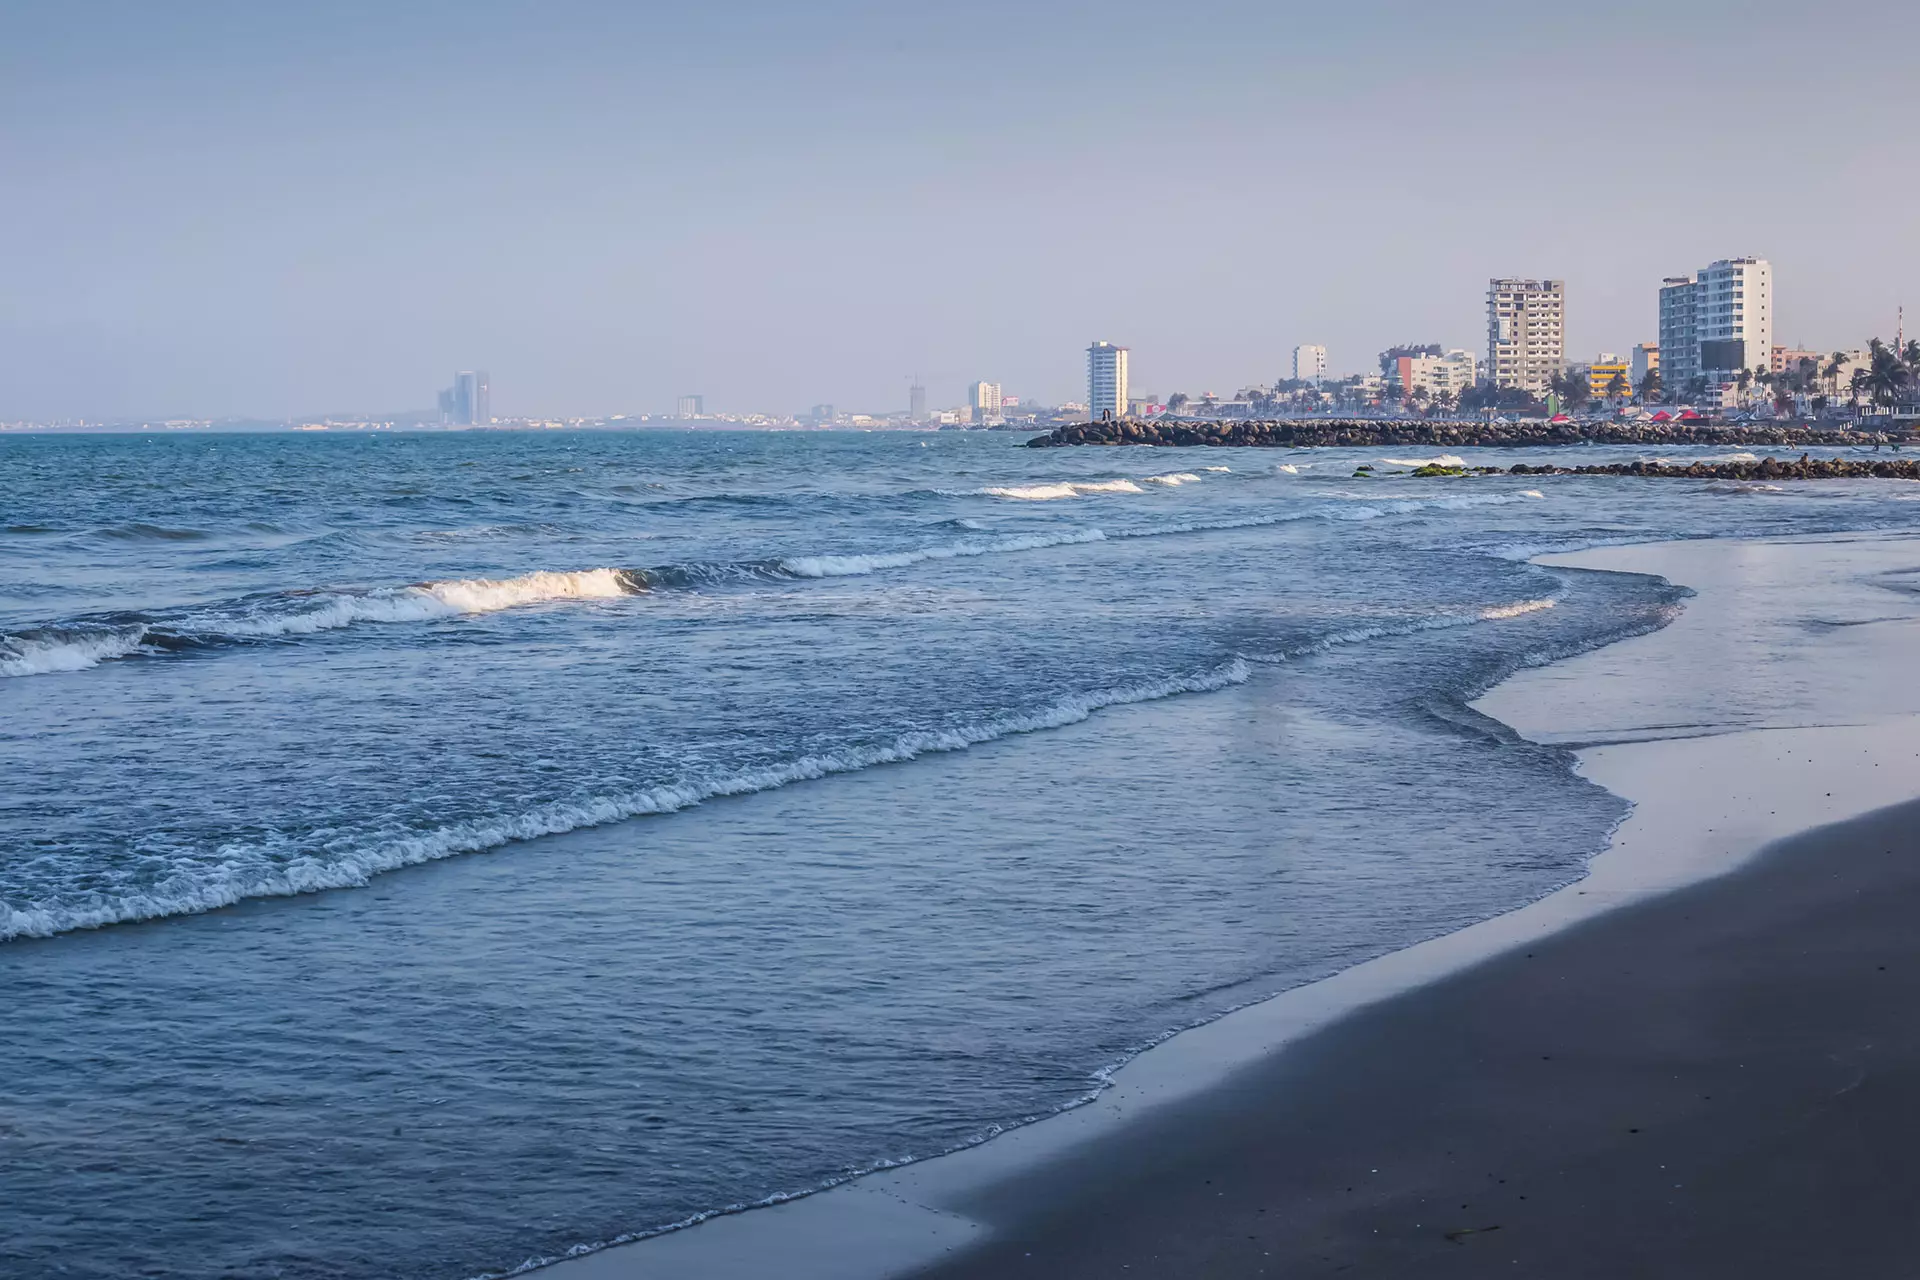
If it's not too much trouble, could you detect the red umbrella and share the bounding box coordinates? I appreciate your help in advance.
[1650,410,1673,422]
[1549,413,1572,423]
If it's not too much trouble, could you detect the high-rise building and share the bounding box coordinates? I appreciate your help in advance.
[675,394,704,418]
[437,370,491,426]
[968,381,1003,425]
[1087,342,1129,420]
[1659,258,1772,394]
[1486,280,1565,395]
[908,381,927,421]
[1293,344,1328,384]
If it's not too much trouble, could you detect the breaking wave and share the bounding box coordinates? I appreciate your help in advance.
[0,569,646,676]
[0,626,152,677]
[0,659,1251,940]
[980,479,1147,500]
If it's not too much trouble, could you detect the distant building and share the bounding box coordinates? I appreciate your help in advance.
[1388,349,1477,398]
[1631,343,1659,386]
[1087,342,1130,420]
[908,382,927,421]
[809,403,835,424]
[1293,344,1328,384]
[675,394,704,418]
[437,371,491,426]
[1659,257,1773,392]
[1588,353,1633,399]
[1772,345,1822,375]
[968,381,1003,425]
[1487,280,1565,395]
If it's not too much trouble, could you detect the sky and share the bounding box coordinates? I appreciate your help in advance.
[3,0,1918,421]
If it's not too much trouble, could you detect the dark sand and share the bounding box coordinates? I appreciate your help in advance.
[908,796,1920,1278]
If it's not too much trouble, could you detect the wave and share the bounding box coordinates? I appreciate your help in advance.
[1321,491,1530,521]
[1241,595,1562,664]
[778,528,1107,578]
[980,479,1146,500]
[0,529,1123,676]
[0,626,152,677]
[1381,455,1466,468]
[92,523,213,542]
[0,659,1251,941]
[1143,472,1201,486]
[0,569,647,676]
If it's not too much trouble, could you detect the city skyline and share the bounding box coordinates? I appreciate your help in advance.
[4,2,1918,421]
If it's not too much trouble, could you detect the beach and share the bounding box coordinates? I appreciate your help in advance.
[548,531,1920,1278]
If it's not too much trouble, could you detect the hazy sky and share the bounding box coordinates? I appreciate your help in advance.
[4,0,1918,420]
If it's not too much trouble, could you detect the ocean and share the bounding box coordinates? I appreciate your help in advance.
[2,429,1915,1279]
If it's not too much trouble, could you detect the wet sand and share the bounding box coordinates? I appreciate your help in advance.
[909,791,1920,1278]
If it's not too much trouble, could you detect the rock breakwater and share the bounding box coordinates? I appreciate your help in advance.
[1509,455,1920,481]
[1026,419,1914,449]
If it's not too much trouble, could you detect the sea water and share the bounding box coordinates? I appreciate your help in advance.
[1,429,1914,1278]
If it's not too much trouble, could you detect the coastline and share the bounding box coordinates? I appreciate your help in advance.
[538,531,1920,1280]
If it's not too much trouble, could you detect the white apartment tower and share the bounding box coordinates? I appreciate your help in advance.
[968,380,1003,425]
[1486,279,1565,395]
[1659,257,1772,393]
[1293,344,1328,384]
[1087,342,1129,420]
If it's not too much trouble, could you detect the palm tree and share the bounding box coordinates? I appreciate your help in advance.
[1862,339,1912,414]
[1826,351,1851,400]
[1604,371,1630,405]
[1637,369,1662,403]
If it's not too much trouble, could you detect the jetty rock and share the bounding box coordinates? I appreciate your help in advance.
[1511,454,1920,481]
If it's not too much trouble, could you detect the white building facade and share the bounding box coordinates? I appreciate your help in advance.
[1486,279,1565,395]
[1404,349,1478,397]
[1658,257,1772,394]
[1293,344,1328,384]
[1087,342,1129,420]
[968,381,1003,424]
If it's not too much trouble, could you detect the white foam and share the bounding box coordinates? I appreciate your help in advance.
[216,569,638,637]
[0,627,149,677]
[1275,464,1301,474]
[1480,598,1556,620]
[0,659,1251,941]
[1381,454,1467,467]
[980,479,1146,501]
[779,529,1107,578]
[1142,472,1202,486]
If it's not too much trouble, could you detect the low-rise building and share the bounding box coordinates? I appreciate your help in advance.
[1387,349,1478,398]
[1631,343,1659,386]
[1588,354,1633,399]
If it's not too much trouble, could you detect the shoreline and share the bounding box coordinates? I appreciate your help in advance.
[538,531,1920,1280]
